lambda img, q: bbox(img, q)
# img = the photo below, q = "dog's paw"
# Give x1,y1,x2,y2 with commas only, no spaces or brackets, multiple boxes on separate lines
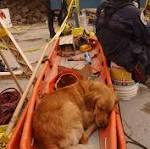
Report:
79,134,88,144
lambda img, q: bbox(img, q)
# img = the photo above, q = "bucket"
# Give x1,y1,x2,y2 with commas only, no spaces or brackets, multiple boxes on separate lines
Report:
113,83,139,100
49,68,82,92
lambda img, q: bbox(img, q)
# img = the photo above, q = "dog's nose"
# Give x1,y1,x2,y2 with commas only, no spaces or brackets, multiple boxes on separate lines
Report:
100,122,108,128
96,121,108,128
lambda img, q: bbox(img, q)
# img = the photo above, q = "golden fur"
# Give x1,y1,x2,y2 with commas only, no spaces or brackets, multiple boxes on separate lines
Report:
32,80,117,149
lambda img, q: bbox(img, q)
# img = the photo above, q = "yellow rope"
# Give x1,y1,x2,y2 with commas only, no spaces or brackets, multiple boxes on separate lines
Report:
144,0,150,10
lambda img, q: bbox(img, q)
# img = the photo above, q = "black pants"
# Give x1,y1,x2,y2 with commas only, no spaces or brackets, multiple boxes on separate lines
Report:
47,0,67,38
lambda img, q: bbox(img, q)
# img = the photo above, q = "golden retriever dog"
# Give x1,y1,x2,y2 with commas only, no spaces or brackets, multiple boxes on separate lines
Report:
32,80,117,149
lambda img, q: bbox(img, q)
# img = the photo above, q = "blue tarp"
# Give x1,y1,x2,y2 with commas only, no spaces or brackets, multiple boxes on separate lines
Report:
50,0,146,10
80,0,101,8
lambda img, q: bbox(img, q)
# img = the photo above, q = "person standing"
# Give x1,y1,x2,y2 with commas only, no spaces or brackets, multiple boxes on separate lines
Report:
95,0,150,83
46,0,67,38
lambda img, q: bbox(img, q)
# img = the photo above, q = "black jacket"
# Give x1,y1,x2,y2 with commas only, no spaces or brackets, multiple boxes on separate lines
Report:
96,2,150,72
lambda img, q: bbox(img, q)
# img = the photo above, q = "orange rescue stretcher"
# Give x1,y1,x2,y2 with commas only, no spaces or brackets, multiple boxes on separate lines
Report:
7,37,127,149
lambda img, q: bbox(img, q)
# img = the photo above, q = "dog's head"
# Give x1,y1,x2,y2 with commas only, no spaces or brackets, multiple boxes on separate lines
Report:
83,80,117,128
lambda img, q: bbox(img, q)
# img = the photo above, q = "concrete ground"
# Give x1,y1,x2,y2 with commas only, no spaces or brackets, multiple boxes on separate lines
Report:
1,23,150,149
0,23,49,92
120,85,150,149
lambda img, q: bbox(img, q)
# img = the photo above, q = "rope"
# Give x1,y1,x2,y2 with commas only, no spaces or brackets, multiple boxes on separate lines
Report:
0,88,20,125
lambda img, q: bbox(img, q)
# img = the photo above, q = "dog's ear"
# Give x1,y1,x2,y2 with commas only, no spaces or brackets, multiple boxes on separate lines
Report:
109,87,118,104
84,91,101,110
115,96,119,104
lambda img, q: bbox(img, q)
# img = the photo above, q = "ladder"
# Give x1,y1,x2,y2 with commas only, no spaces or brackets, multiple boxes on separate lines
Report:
0,18,33,77
66,0,80,13
72,0,80,14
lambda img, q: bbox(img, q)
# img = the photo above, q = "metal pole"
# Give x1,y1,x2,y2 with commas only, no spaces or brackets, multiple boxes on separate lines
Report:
73,7,80,27
0,50,23,94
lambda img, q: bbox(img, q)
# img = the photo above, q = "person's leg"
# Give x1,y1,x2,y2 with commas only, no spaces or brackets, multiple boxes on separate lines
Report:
57,0,68,26
47,0,55,38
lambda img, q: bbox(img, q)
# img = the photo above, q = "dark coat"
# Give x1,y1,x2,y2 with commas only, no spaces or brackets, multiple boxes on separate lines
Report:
96,2,150,74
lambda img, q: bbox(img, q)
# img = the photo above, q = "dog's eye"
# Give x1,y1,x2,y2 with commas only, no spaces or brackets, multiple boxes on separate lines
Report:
99,107,110,114
99,107,105,111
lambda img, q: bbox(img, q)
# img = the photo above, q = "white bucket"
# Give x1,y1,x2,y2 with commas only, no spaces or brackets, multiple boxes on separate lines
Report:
113,83,139,101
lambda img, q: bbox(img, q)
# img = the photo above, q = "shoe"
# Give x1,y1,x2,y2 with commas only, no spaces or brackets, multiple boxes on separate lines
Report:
50,32,56,38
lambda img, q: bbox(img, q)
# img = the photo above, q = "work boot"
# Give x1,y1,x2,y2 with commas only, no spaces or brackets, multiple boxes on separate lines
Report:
50,31,55,38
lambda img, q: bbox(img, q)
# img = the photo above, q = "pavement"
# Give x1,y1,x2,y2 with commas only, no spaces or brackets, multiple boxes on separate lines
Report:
120,85,150,149
0,23,49,92
0,23,150,149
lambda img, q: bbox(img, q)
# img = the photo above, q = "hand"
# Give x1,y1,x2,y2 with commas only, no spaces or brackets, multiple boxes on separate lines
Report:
80,133,88,144
80,123,97,144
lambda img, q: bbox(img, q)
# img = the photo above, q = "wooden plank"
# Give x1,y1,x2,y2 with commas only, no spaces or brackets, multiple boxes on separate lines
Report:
59,35,74,45
0,18,33,77
0,70,23,76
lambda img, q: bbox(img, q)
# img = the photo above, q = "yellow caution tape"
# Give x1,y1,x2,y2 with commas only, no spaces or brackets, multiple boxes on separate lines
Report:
0,43,8,49
0,125,8,149
144,0,149,9
72,27,85,37
110,67,133,82
24,48,41,53
89,31,95,37
12,25,32,32
0,125,7,138
0,28,7,37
